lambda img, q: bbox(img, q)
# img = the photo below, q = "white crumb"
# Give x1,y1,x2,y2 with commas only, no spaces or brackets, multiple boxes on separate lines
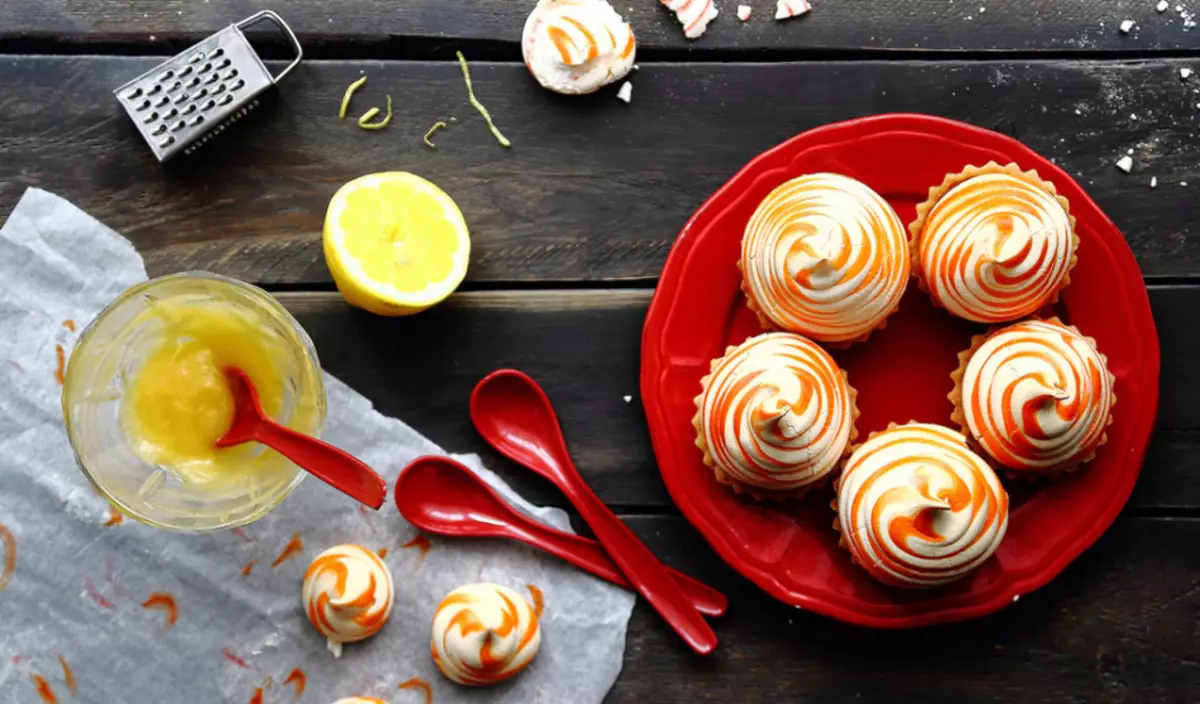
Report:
149,34,157,41
979,6,986,12
1119,19,1135,33
1127,148,1135,155
616,81,633,104
1151,176,1158,188
1013,595,1021,603
1182,68,1194,80
1176,4,1183,10
1115,155,1134,173
737,4,752,20
1130,113,1138,120
632,64,639,70
1157,0,1169,11
623,395,633,403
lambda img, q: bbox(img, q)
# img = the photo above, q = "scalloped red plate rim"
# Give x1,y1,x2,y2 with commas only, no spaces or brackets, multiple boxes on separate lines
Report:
640,113,1160,628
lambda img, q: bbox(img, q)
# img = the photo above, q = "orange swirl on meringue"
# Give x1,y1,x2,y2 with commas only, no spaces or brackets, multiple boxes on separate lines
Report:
332,698,388,704
958,319,1115,472
695,332,856,496
302,544,395,658
836,423,1008,588
741,173,910,344
431,583,541,687
522,0,636,95
914,166,1076,323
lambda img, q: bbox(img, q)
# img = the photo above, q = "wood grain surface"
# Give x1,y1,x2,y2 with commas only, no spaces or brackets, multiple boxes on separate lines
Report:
617,515,1200,703
275,288,1196,512
2,57,1199,285
7,0,1200,54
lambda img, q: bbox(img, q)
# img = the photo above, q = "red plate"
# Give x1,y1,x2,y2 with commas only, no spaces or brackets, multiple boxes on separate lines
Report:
640,114,1160,628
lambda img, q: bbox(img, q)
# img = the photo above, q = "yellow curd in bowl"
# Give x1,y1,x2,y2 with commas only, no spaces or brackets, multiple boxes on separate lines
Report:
63,273,325,532
121,298,288,487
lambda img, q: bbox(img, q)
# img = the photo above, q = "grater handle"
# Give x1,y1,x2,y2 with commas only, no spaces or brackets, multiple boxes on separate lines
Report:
237,10,303,83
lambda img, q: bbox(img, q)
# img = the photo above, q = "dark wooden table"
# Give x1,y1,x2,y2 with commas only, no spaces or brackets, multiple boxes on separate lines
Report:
3,2,1199,701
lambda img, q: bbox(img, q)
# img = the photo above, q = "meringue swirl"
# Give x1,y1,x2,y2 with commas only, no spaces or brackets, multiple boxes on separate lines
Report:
661,0,719,39
303,544,395,657
916,170,1075,323
522,0,636,95
837,423,1009,588
332,699,387,704
697,332,855,494
741,173,910,343
960,319,1114,472
431,583,542,686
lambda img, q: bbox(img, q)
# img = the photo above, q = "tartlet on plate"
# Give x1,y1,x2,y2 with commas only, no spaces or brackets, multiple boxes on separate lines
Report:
909,162,1077,323
834,422,1009,589
740,173,910,345
949,317,1116,475
694,331,858,500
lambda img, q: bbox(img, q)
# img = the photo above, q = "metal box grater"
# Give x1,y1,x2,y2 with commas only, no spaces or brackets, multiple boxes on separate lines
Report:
113,11,302,162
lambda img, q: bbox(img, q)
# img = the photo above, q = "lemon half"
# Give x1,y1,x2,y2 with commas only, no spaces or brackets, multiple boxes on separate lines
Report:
323,172,470,316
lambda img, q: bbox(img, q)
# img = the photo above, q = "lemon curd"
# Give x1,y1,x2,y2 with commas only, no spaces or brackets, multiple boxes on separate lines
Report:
121,298,292,487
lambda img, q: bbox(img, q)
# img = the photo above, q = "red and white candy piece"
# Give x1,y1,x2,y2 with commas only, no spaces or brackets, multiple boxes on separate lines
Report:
661,0,719,39
775,0,812,20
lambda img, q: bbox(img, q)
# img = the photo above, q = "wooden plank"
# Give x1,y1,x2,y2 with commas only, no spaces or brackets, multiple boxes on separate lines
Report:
278,286,1198,511
5,0,1200,54
613,515,1200,703
1,57,1200,284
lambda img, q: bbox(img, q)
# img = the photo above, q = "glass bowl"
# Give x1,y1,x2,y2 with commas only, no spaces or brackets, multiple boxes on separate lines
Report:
62,272,326,532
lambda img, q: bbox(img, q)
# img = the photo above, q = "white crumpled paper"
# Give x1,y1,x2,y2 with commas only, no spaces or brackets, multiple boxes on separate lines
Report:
0,188,635,703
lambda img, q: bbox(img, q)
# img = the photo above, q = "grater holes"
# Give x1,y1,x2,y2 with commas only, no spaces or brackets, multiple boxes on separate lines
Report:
163,107,179,119
210,47,225,58
179,64,193,77
167,80,183,92
153,95,170,108
188,115,205,127
170,120,187,132
189,52,205,64
221,68,238,81
201,99,217,111
147,83,162,95
151,123,168,136
158,135,175,148
157,69,175,82
135,99,152,111
142,111,159,124
187,76,202,89
199,62,213,74
230,78,245,91
182,103,198,115
218,93,234,105
194,87,209,100
217,57,232,68
123,87,143,100
204,73,219,85
211,83,226,95
173,92,190,104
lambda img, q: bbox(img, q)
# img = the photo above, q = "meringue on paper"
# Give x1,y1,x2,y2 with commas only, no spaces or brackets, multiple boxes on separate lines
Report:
302,544,395,658
431,583,542,686
522,0,636,95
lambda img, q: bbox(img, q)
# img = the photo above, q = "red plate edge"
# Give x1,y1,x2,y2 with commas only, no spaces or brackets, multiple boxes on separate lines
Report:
640,113,1162,628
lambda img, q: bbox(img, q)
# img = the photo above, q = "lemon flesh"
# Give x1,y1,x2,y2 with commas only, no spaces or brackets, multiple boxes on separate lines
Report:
323,172,470,316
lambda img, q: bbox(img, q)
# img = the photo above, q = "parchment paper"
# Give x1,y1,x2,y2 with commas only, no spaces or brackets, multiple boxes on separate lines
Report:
0,188,635,703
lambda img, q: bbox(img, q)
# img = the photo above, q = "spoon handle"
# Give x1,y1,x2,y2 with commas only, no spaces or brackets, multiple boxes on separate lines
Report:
560,474,718,654
255,421,387,509
512,518,728,617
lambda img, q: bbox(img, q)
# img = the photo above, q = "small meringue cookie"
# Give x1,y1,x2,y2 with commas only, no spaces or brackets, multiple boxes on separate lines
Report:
302,544,395,658
522,0,636,95
431,583,542,686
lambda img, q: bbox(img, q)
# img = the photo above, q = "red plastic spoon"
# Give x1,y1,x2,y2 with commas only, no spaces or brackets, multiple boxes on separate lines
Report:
216,367,387,509
395,455,727,617
470,370,719,655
